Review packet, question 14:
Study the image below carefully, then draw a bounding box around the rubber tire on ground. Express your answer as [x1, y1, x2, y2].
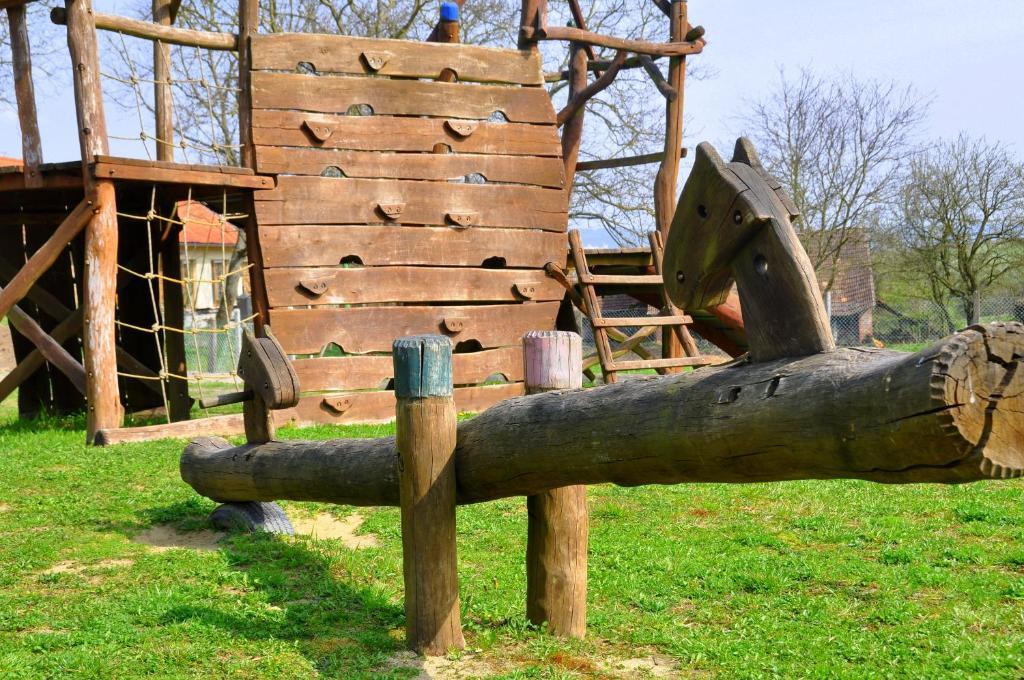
[209, 501, 295, 535]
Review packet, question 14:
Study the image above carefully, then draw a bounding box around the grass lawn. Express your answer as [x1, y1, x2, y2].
[0, 401, 1022, 678]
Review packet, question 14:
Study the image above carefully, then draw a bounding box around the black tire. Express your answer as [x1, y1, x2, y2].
[209, 501, 295, 536]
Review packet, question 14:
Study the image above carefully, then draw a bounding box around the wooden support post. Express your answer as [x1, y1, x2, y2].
[560, 43, 588, 193]
[5, 303, 86, 394]
[431, 2, 460, 154]
[393, 335, 465, 656]
[152, 0, 175, 162]
[7, 3, 42, 187]
[654, 0, 687, 365]
[65, 0, 123, 441]
[523, 331, 587, 638]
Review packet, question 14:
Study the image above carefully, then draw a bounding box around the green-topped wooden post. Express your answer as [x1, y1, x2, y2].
[393, 335, 465, 656]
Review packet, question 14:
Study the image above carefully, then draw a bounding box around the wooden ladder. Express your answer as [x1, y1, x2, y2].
[569, 229, 715, 383]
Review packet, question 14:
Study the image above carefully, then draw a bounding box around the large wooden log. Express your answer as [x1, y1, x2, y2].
[181, 323, 1024, 505]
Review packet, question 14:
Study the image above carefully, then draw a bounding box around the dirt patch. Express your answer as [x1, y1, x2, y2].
[0, 503, 10, 513]
[291, 512, 380, 549]
[600, 655, 685, 678]
[132, 525, 224, 552]
[42, 558, 135, 584]
[383, 650, 495, 679]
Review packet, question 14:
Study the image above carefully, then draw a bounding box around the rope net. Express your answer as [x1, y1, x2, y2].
[97, 31, 254, 422]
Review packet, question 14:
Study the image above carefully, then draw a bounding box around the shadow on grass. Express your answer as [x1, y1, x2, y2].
[116, 500, 416, 677]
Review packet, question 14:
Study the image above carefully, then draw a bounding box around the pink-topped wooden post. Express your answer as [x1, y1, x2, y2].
[523, 330, 588, 638]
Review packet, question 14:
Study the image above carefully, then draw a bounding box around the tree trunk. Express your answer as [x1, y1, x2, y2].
[181, 323, 1024, 505]
[970, 288, 982, 326]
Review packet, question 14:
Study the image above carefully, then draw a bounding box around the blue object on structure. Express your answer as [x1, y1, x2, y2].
[393, 335, 453, 399]
[440, 1, 459, 22]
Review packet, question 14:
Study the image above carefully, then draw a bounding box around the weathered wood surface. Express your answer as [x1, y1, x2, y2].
[5, 303, 86, 394]
[664, 140, 833, 361]
[65, 0, 122, 439]
[281, 383, 524, 426]
[271, 301, 560, 354]
[252, 72, 556, 124]
[259, 225, 566, 268]
[265, 266, 562, 306]
[8, 4, 42, 188]
[50, 6, 237, 50]
[523, 331, 587, 639]
[559, 44, 587, 191]
[252, 33, 543, 86]
[255, 148, 564, 188]
[255, 177, 567, 231]
[98, 413, 246, 446]
[181, 323, 1024, 504]
[392, 336, 465, 655]
[90, 159, 273, 189]
[291, 347, 524, 392]
[0, 196, 93, 323]
[524, 25, 704, 57]
[252, 111, 561, 156]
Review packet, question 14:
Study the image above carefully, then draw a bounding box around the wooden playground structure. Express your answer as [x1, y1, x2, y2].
[0, 0, 749, 444]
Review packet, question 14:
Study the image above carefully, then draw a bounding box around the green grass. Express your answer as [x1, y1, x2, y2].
[0, 402, 1022, 678]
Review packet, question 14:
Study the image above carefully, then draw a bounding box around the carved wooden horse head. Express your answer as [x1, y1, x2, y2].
[662, 138, 835, 361]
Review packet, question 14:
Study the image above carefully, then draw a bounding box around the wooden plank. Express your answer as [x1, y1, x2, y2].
[259, 225, 566, 268]
[526, 25, 704, 58]
[252, 110, 561, 157]
[265, 266, 563, 306]
[252, 72, 556, 124]
[92, 155, 255, 175]
[282, 383, 524, 426]
[252, 33, 543, 86]
[579, 273, 662, 285]
[292, 347, 524, 392]
[91, 160, 273, 189]
[95, 414, 246, 445]
[609, 357, 712, 371]
[255, 176, 567, 231]
[591, 315, 691, 327]
[272, 301, 560, 354]
[8, 5, 42, 188]
[254, 147, 564, 188]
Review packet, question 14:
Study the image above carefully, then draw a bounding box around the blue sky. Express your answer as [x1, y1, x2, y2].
[2, 0, 1021, 245]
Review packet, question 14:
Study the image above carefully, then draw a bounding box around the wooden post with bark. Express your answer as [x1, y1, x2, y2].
[393, 336, 465, 656]
[152, 0, 190, 421]
[65, 0, 123, 441]
[7, 2, 43, 187]
[524, 331, 587, 638]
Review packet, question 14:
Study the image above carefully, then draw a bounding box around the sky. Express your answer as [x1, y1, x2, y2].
[2, 0, 1022, 246]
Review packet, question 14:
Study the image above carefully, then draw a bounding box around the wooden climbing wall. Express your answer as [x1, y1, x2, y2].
[249, 34, 568, 425]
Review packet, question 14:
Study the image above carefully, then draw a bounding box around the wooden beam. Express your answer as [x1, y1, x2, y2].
[522, 25, 704, 57]
[0, 0, 36, 10]
[575, 148, 686, 172]
[50, 7, 237, 50]
[638, 55, 676, 100]
[7, 4, 42, 187]
[523, 331, 587, 639]
[560, 43, 588, 192]
[95, 413, 246, 445]
[556, 50, 626, 126]
[0, 196, 95, 324]
[65, 0, 123, 440]
[545, 54, 662, 82]
[5, 303, 86, 394]
[152, 0, 176, 162]
[91, 158, 273, 189]
[181, 323, 1024, 504]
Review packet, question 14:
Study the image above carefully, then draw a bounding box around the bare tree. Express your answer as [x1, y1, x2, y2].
[893, 134, 1024, 327]
[741, 69, 928, 291]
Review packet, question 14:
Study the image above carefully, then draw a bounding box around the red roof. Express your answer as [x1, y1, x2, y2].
[175, 201, 239, 246]
[0, 156, 22, 167]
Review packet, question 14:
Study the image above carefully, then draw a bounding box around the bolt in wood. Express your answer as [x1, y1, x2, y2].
[393, 335, 465, 656]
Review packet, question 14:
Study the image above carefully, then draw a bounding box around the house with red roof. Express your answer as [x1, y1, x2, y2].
[175, 200, 245, 317]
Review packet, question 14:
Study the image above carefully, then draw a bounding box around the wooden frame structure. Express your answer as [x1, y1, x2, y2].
[0, 0, 743, 443]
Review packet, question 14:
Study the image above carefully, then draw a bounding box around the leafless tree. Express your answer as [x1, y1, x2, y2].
[740, 68, 928, 291]
[892, 134, 1024, 327]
